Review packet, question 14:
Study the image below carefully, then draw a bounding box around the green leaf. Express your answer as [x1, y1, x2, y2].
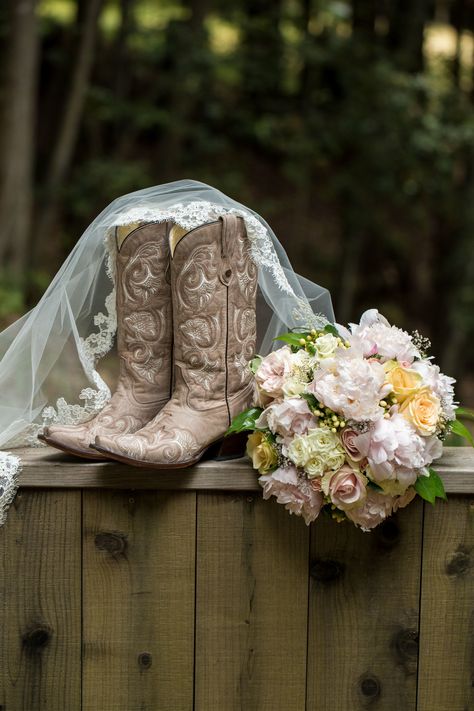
[273, 331, 309, 348]
[249, 355, 262, 374]
[226, 407, 263, 436]
[450, 418, 474, 447]
[323, 323, 341, 338]
[301, 392, 319, 413]
[414, 467, 447, 505]
[455, 406, 474, 420]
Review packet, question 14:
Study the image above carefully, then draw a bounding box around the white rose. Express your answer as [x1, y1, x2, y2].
[287, 435, 312, 467]
[305, 456, 326, 478]
[282, 376, 307, 397]
[314, 333, 339, 359]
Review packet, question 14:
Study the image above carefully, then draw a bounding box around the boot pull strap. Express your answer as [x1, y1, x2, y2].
[219, 214, 240, 285]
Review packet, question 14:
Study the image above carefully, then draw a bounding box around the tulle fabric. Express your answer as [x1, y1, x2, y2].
[0, 179, 334, 524]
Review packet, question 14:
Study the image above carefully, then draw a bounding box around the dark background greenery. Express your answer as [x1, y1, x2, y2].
[1, 0, 473, 404]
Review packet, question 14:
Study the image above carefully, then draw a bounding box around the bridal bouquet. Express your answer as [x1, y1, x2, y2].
[228, 309, 473, 532]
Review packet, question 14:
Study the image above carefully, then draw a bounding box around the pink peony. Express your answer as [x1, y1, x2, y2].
[337, 309, 420, 364]
[356, 414, 440, 482]
[308, 349, 392, 422]
[345, 489, 394, 531]
[391, 487, 417, 512]
[321, 464, 368, 511]
[255, 346, 293, 399]
[258, 465, 324, 525]
[256, 398, 317, 440]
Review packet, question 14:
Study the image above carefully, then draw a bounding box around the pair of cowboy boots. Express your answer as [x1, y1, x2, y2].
[39, 215, 257, 468]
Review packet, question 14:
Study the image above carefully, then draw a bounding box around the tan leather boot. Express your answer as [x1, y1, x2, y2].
[38, 221, 173, 459]
[93, 214, 257, 468]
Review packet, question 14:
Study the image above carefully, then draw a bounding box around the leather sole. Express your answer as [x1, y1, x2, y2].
[90, 432, 248, 470]
[37, 433, 107, 461]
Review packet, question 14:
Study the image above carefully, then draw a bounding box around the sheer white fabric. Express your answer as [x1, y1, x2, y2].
[0, 179, 334, 524]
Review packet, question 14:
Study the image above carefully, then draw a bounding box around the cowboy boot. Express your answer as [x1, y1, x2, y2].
[38, 221, 173, 459]
[93, 214, 257, 467]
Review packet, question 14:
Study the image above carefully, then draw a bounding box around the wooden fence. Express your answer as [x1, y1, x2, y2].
[0, 445, 473, 711]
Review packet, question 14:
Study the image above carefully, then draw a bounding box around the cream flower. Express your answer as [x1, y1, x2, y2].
[398, 387, 441, 436]
[314, 333, 339, 359]
[282, 376, 307, 397]
[287, 426, 345, 478]
[246, 431, 278, 474]
[411, 360, 457, 420]
[383, 360, 423, 402]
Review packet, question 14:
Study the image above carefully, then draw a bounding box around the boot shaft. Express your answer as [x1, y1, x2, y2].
[114, 221, 173, 404]
[170, 215, 257, 414]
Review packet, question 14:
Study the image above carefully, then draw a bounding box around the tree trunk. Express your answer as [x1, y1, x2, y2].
[0, 0, 39, 276]
[387, 0, 431, 72]
[34, 0, 104, 259]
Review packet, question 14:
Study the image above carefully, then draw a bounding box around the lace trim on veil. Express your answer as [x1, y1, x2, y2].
[0, 452, 22, 525]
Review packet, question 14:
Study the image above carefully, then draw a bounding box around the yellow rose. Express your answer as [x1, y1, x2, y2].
[384, 361, 423, 402]
[246, 431, 278, 474]
[398, 387, 441, 436]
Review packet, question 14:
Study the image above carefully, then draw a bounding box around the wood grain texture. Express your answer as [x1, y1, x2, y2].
[194, 493, 310, 710]
[0, 489, 81, 710]
[82, 489, 196, 711]
[417, 496, 474, 711]
[13, 445, 474, 493]
[306, 499, 424, 710]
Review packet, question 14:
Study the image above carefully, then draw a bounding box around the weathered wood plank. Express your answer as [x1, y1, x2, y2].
[11, 445, 474, 493]
[82, 489, 196, 711]
[417, 496, 474, 711]
[0, 489, 81, 710]
[194, 493, 309, 711]
[306, 500, 423, 710]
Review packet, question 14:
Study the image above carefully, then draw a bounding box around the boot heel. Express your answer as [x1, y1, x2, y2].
[212, 431, 248, 461]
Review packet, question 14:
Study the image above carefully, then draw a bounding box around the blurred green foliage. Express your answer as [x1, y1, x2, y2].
[1, 0, 473, 400]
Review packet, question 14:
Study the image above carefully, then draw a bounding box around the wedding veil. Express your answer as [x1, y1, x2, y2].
[0, 179, 334, 524]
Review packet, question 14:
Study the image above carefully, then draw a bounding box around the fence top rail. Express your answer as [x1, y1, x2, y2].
[7, 445, 474, 493]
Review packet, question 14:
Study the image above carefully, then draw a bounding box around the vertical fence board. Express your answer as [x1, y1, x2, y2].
[82, 489, 196, 711]
[417, 496, 474, 711]
[306, 500, 423, 710]
[194, 493, 310, 711]
[0, 489, 82, 710]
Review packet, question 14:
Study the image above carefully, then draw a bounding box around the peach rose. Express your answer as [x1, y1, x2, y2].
[247, 431, 278, 474]
[383, 360, 423, 402]
[398, 386, 441, 436]
[320, 464, 368, 511]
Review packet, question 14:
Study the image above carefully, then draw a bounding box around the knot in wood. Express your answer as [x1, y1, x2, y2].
[138, 651, 153, 670]
[393, 628, 418, 660]
[445, 547, 471, 576]
[310, 558, 344, 583]
[358, 673, 381, 701]
[95, 531, 127, 555]
[22, 623, 53, 650]
[375, 518, 400, 548]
